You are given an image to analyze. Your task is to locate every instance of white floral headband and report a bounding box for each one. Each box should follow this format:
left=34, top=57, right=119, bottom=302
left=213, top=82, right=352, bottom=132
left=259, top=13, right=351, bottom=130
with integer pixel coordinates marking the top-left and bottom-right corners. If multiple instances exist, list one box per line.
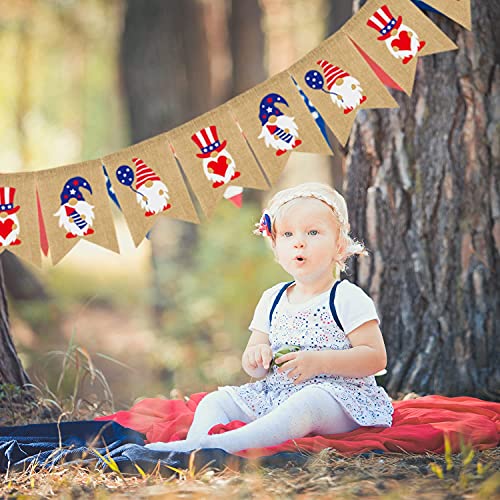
left=255, top=191, right=349, bottom=238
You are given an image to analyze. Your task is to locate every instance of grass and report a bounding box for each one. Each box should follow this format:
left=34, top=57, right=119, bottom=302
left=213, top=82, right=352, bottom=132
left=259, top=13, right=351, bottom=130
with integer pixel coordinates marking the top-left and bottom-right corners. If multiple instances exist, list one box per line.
left=0, top=343, right=498, bottom=498
left=0, top=437, right=498, bottom=498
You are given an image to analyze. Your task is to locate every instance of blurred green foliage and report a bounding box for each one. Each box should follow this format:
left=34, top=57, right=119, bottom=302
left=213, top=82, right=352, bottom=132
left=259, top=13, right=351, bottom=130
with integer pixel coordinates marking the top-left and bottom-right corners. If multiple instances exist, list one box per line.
left=14, top=200, right=291, bottom=403
left=1, top=0, right=320, bottom=404
left=0, top=0, right=126, bottom=172
left=46, top=264, right=147, bottom=311
left=149, top=200, right=290, bottom=395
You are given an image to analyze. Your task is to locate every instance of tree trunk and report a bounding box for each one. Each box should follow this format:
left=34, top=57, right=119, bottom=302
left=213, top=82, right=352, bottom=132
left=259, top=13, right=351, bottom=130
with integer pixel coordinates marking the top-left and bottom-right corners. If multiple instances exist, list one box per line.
left=347, top=0, right=499, bottom=399
left=327, top=0, right=352, bottom=34
left=0, top=252, right=49, bottom=302
left=230, top=0, right=266, bottom=98
left=327, top=0, right=355, bottom=192
left=120, top=0, right=211, bottom=319
left=230, top=0, right=266, bottom=204
left=0, top=253, right=64, bottom=342
left=0, top=261, right=31, bottom=387
left=121, top=0, right=212, bottom=141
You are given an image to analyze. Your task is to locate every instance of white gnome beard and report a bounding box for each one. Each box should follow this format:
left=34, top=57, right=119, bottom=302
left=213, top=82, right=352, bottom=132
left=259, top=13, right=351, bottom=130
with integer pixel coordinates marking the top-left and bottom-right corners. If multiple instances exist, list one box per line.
left=329, top=76, right=365, bottom=110
left=258, top=115, right=299, bottom=151
left=55, top=200, right=95, bottom=236
left=202, top=149, right=236, bottom=183
left=136, top=180, right=170, bottom=214
left=385, top=25, right=420, bottom=59
left=0, top=213, right=20, bottom=245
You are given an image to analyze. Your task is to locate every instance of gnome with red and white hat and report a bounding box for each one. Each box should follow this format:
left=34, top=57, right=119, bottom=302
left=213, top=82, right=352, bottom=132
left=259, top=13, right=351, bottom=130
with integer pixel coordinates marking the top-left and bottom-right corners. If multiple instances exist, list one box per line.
left=304, top=60, right=367, bottom=115
left=0, top=186, right=21, bottom=247
left=131, top=158, right=171, bottom=216
left=191, top=125, right=240, bottom=189
left=366, top=4, right=426, bottom=65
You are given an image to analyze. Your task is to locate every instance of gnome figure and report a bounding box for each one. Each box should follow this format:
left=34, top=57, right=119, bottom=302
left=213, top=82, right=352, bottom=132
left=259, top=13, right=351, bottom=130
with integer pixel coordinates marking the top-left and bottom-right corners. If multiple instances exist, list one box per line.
left=54, top=176, right=95, bottom=239
left=257, top=93, right=302, bottom=156
left=0, top=186, right=21, bottom=247
left=131, top=158, right=171, bottom=216
left=192, top=126, right=240, bottom=189
left=305, top=61, right=367, bottom=115
left=367, top=4, right=426, bottom=65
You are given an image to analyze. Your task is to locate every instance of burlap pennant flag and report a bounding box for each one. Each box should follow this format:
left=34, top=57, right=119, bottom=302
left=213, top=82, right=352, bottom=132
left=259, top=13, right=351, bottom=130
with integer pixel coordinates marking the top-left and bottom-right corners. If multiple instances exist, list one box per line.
left=36, top=160, right=119, bottom=265
left=418, top=0, right=471, bottom=30
left=102, top=134, right=199, bottom=247
left=344, top=0, right=457, bottom=95
left=227, top=71, right=332, bottom=184
left=0, top=172, right=41, bottom=267
left=289, top=31, right=398, bottom=146
left=168, top=105, right=268, bottom=218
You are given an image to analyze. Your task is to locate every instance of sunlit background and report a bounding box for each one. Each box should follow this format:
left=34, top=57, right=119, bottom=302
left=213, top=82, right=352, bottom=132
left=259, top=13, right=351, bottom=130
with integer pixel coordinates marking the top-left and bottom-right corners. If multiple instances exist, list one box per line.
left=0, top=0, right=352, bottom=408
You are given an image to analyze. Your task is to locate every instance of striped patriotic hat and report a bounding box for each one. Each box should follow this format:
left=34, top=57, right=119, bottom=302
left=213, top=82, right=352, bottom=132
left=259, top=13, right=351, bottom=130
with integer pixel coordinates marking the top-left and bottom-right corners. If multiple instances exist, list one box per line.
left=0, top=186, right=20, bottom=214
left=366, top=4, right=402, bottom=41
left=316, top=60, right=350, bottom=89
left=191, top=125, right=227, bottom=159
left=132, top=158, right=161, bottom=189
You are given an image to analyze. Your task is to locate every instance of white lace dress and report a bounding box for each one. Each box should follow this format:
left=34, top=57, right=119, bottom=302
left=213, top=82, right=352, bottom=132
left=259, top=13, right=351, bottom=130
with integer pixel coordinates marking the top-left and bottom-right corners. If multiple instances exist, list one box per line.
left=219, top=280, right=393, bottom=427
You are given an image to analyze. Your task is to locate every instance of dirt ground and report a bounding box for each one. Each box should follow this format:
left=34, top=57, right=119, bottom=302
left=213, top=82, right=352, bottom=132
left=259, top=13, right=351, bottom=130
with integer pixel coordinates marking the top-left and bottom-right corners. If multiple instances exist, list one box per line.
left=0, top=447, right=498, bottom=498
left=0, top=389, right=498, bottom=499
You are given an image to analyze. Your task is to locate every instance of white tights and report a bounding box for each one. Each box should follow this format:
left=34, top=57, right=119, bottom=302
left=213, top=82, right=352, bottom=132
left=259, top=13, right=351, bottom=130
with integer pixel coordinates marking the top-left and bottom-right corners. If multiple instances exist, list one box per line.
left=145, top=386, right=359, bottom=454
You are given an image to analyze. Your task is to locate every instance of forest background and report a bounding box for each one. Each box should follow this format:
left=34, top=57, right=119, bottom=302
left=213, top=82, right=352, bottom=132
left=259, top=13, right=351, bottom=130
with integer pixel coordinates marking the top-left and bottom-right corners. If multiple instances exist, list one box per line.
left=0, top=0, right=497, bottom=413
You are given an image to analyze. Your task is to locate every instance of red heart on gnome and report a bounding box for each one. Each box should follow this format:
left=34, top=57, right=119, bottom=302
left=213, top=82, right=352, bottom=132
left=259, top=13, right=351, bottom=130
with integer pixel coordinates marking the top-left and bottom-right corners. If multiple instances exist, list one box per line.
left=0, top=218, right=15, bottom=239
left=207, top=156, right=229, bottom=177
left=391, top=30, right=412, bottom=53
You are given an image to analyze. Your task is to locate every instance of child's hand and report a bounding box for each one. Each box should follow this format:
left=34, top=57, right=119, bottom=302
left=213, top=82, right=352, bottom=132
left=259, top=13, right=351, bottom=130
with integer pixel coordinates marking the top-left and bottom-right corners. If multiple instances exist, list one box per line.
left=270, top=345, right=301, bottom=367
left=243, top=344, right=273, bottom=370
left=276, top=351, right=318, bottom=384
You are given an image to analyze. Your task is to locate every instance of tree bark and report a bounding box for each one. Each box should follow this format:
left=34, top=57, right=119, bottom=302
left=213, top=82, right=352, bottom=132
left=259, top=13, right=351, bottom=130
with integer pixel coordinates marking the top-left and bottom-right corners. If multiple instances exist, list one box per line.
left=120, top=0, right=212, bottom=318
left=326, top=0, right=355, bottom=192
left=0, top=252, right=49, bottom=302
left=0, top=261, right=31, bottom=387
left=230, top=0, right=266, bottom=98
left=230, top=0, right=267, bottom=204
left=347, top=0, right=499, bottom=399
left=0, top=253, right=64, bottom=342
left=120, top=0, right=212, bottom=140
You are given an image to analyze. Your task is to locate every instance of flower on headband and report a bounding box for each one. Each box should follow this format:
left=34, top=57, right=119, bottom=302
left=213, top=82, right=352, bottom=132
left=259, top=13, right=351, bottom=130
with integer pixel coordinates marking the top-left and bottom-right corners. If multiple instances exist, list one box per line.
left=258, top=211, right=272, bottom=238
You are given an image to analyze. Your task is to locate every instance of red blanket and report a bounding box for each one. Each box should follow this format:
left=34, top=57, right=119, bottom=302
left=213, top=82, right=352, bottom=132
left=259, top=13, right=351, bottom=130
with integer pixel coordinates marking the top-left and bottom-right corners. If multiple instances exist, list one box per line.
left=96, top=394, right=499, bottom=458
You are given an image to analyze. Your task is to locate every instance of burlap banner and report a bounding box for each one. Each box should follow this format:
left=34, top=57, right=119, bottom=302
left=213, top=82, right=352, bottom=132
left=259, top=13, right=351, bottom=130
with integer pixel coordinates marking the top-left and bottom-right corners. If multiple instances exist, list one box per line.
left=2, top=0, right=471, bottom=267
left=344, top=0, right=457, bottom=95
left=289, top=31, right=398, bottom=146
left=228, top=71, right=332, bottom=184
left=420, top=0, right=471, bottom=30
left=0, top=172, right=41, bottom=267
left=167, top=105, right=268, bottom=218
left=102, top=134, right=199, bottom=247
left=36, top=160, right=119, bottom=265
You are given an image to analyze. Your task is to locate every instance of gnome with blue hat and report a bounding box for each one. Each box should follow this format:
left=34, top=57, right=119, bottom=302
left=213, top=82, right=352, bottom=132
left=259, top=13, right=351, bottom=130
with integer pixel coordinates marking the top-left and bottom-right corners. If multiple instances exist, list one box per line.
left=54, top=176, right=95, bottom=239
left=257, top=93, right=302, bottom=157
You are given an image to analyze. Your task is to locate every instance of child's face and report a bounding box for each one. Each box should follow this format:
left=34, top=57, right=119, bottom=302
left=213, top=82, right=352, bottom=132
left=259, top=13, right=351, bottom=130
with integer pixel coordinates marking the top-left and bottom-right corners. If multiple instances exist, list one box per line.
left=273, top=198, right=340, bottom=284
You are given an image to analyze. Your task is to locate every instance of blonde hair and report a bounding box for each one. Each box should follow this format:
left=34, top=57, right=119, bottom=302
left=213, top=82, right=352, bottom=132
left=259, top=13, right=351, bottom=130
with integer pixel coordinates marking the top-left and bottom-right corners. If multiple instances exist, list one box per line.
left=255, top=182, right=367, bottom=274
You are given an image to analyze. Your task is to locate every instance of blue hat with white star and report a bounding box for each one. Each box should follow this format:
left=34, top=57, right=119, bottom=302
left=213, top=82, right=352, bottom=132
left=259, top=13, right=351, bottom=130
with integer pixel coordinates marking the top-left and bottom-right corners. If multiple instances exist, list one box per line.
left=259, top=93, right=289, bottom=125
left=59, top=176, right=93, bottom=205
